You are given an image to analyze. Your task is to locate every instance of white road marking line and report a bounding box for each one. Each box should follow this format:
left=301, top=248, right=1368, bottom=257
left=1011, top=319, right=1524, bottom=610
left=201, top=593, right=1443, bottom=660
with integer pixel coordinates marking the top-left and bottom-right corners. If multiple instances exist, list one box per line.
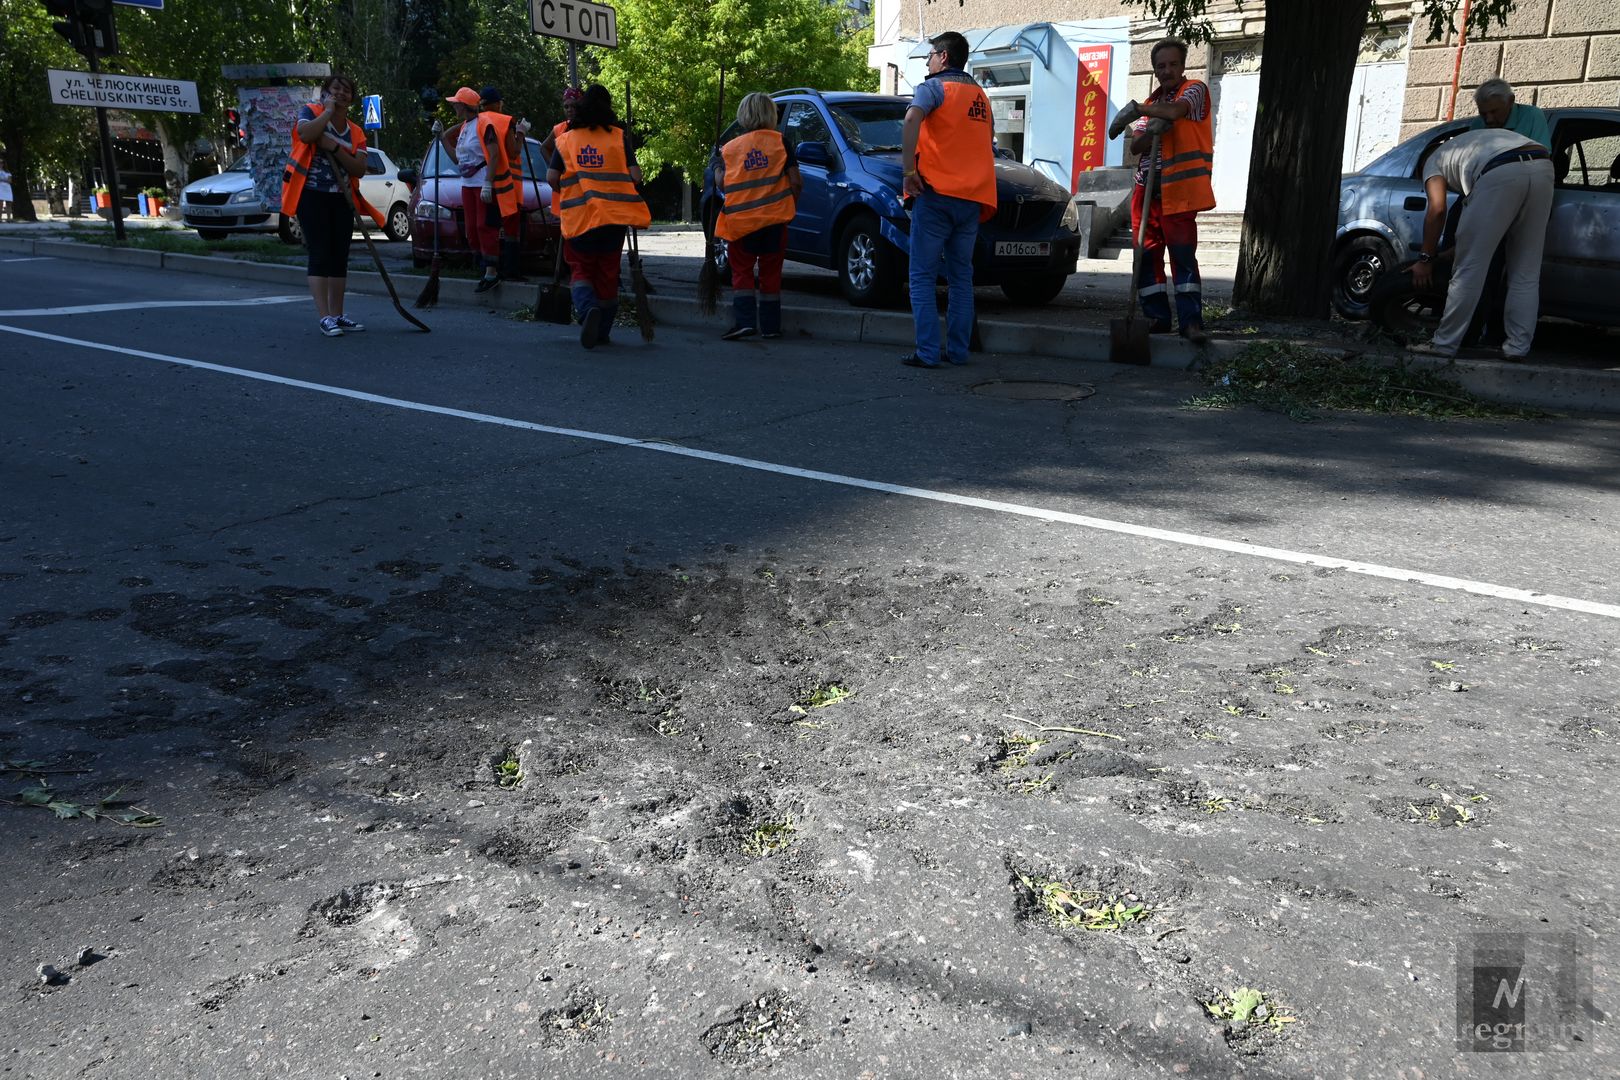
left=1, top=257, right=55, bottom=264
left=4, top=320, right=1617, bottom=622
left=0, top=296, right=305, bottom=317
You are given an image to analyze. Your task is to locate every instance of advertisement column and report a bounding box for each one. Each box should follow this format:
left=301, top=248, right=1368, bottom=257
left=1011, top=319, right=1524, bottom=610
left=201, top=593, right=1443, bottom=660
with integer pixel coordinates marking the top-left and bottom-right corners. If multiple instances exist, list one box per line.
left=1071, top=45, right=1112, bottom=192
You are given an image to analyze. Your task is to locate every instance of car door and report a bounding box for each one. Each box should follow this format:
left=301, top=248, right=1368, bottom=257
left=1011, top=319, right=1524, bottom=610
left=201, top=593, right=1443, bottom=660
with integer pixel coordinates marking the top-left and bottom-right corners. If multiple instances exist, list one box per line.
left=779, top=102, right=836, bottom=258
left=361, top=150, right=395, bottom=210
left=1543, top=115, right=1620, bottom=323
left=1395, top=121, right=1469, bottom=258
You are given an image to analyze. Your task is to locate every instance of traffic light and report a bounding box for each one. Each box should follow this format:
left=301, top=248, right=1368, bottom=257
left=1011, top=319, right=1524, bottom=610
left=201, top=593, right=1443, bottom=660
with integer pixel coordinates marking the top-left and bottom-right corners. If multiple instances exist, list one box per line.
left=44, top=0, right=85, bottom=54
left=77, top=0, right=118, bottom=57
left=225, top=108, right=244, bottom=147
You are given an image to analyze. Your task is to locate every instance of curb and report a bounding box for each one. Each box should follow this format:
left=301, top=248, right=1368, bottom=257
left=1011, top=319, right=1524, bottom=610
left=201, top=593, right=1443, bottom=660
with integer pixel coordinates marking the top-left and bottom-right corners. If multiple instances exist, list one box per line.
left=9, top=236, right=1619, bottom=416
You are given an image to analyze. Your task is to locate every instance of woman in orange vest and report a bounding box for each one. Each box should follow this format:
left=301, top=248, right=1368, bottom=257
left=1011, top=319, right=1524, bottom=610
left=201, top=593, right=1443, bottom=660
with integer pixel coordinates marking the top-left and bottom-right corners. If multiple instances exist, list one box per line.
left=440, top=86, right=522, bottom=293
left=281, top=73, right=386, bottom=337
left=545, top=83, right=651, bottom=349
left=711, top=92, right=802, bottom=341
left=478, top=86, right=533, bottom=284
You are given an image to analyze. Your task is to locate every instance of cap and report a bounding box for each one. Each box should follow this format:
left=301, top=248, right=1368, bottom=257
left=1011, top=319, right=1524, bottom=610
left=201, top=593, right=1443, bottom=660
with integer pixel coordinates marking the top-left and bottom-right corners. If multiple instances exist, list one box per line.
left=562, top=86, right=584, bottom=104
left=445, top=87, right=480, bottom=109
left=479, top=86, right=502, bottom=104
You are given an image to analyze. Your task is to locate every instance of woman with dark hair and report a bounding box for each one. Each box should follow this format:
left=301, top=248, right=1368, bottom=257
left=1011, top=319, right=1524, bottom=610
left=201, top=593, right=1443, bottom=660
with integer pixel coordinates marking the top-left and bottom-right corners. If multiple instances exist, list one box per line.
left=281, top=74, right=386, bottom=337
left=545, top=84, right=651, bottom=349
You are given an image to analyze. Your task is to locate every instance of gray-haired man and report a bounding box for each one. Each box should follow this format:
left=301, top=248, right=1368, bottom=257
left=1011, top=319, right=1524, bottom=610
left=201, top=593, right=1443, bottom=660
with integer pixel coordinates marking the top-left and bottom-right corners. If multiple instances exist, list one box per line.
left=1468, top=79, right=1551, bottom=146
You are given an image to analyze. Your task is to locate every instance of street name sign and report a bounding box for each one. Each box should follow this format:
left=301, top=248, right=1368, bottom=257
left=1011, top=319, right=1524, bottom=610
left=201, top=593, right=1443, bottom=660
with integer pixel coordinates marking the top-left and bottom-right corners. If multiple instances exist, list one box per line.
left=48, top=69, right=200, bottom=113
left=529, top=0, right=617, bottom=48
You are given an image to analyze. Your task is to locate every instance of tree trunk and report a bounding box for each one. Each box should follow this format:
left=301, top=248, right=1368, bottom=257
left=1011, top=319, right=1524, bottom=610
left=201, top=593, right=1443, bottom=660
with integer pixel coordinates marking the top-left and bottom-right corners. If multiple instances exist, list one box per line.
left=1232, top=1, right=1370, bottom=317
left=3, top=140, right=39, bottom=223
left=151, top=115, right=192, bottom=197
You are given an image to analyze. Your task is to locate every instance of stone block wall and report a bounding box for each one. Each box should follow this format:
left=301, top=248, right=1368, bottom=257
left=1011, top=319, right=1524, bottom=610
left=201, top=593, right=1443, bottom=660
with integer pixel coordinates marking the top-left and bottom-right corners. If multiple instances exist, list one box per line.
left=1402, top=0, right=1620, bottom=141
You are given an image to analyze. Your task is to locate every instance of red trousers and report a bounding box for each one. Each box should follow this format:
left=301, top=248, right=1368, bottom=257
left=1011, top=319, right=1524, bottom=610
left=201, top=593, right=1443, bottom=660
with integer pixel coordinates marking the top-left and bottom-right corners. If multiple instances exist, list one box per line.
left=728, top=226, right=786, bottom=293
left=565, top=240, right=622, bottom=301
left=461, top=186, right=520, bottom=260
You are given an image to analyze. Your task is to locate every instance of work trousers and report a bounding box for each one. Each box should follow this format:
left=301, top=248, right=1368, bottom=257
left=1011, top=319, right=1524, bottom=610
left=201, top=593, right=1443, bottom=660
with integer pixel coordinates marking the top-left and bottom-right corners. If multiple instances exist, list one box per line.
left=1433, top=159, right=1554, bottom=358
left=462, top=186, right=520, bottom=263
left=1130, top=184, right=1202, bottom=329
left=908, top=190, right=979, bottom=365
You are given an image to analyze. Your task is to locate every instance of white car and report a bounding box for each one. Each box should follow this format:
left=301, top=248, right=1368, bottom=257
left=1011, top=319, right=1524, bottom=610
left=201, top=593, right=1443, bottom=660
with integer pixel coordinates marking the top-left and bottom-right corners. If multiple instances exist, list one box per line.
left=179, top=149, right=413, bottom=244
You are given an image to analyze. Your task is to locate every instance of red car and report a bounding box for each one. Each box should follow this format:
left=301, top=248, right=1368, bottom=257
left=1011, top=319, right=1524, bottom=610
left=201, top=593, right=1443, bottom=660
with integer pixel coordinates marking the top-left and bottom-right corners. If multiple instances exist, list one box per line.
left=408, top=137, right=560, bottom=271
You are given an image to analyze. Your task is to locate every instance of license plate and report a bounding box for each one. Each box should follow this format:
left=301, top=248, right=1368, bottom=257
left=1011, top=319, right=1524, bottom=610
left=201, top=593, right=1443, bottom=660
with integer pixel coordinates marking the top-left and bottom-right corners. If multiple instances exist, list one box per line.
left=995, top=241, right=1050, bottom=257
left=187, top=205, right=228, bottom=217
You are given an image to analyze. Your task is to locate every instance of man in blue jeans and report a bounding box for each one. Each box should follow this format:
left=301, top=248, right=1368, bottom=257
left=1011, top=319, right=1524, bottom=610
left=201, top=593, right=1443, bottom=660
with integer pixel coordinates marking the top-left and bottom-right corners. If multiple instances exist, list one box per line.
left=899, top=31, right=998, bottom=368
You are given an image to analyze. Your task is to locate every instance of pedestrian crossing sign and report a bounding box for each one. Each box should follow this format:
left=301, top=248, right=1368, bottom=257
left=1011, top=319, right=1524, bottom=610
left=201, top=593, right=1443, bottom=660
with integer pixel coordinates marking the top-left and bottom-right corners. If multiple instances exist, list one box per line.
left=362, top=95, right=383, bottom=129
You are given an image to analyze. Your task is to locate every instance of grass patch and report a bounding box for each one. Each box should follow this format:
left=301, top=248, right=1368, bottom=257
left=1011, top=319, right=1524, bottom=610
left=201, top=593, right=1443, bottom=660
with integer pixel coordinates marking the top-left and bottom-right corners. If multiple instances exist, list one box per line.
left=1017, top=872, right=1150, bottom=931
left=1186, top=341, right=1547, bottom=421
left=1204, top=986, right=1297, bottom=1032
left=62, top=223, right=299, bottom=261
left=494, top=748, right=523, bottom=789
left=788, top=683, right=851, bottom=715
left=741, top=817, right=796, bottom=857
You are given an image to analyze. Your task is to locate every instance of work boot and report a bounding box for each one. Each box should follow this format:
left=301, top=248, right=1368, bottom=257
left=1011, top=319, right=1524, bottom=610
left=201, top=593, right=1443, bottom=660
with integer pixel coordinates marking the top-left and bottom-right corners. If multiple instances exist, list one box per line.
left=722, top=294, right=757, bottom=341
left=759, top=299, right=782, bottom=339
left=597, top=301, right=618, bottom=344
left=573, top=283, right=601, bottom=350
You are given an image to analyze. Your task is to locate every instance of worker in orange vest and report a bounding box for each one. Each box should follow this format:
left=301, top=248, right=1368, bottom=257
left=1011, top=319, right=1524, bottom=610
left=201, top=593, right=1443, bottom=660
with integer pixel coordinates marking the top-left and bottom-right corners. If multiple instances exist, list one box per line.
left=440, top=86, right=521, bottom=293
left=539, top=86, right=582, bottom=221
left=281, top=73, right=387, bottom=337
left=899, top=31, right=997, bottom=368
left=711, top=92, right=803, bottom=340
left=479, top=86, right=534, bottom=283
left=546, top=84, right=651, bottom=349
left=1108, top=38, right=1215, bottom=344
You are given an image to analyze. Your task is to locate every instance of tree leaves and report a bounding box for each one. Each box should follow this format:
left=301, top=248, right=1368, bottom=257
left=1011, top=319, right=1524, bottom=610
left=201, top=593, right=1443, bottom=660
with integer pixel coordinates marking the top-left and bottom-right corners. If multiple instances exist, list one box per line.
left=7, top=782, right=163, bottom=828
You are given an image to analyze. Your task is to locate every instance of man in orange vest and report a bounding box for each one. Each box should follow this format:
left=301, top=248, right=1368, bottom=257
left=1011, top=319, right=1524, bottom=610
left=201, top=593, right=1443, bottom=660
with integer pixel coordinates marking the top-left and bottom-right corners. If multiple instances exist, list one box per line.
left=899, top=31, right=997, bottom=368
left=1108, top=38, right=1215, bottom=344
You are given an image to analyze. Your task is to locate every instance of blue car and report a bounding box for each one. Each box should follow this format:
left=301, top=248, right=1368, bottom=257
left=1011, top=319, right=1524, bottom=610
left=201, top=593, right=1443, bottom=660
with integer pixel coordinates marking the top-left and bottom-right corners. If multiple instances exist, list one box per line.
left=704, top=88, right=1083, bottom=307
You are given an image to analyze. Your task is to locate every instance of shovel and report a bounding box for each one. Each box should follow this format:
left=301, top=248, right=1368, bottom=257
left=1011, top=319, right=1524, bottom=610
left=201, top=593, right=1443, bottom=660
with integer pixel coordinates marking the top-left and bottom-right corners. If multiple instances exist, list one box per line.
left=1109, top=132, right=1160, bottom=365
left=536, top=237, right=573, bottom=324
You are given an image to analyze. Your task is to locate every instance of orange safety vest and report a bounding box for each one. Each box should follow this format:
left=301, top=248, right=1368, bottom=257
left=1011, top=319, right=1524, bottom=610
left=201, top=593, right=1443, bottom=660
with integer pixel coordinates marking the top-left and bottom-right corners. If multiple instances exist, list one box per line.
left=554, top=126, right=651, bottom=237
left=715, top=129, right=796, bottom=241
left=916, top=73, right=997, bottom=222
left=1152, top=79, right=1215, bottom=216
left=279, top=103, right=386, bottom=228
left=478, top=112, right=521, bottom=219
left=548, top=120, right=568, bottom=217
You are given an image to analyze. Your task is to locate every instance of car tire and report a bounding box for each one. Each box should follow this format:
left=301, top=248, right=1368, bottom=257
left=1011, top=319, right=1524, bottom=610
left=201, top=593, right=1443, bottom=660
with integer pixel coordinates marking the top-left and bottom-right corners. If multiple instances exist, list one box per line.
left=1331, top=235, right=1394, bottom=320
left=277, top=215, right=303, bottom=246
left=197, top=228, right=230, bottom=242
left=837, top=215, right=902, bottom=307
left=998, top=273, right=1069, bottom=306
left=385, top=202, right=411, bottom=243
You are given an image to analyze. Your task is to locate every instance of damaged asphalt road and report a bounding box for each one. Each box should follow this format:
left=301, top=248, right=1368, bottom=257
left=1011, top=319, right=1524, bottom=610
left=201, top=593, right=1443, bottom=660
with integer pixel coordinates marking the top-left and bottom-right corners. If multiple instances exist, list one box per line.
left=1, top=260, right=1617, bottom=1078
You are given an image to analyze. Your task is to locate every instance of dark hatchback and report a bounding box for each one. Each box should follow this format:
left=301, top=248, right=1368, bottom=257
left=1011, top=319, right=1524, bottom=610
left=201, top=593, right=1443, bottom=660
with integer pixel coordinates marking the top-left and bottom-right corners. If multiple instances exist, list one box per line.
left=408, top=137, right=561, bottom=270
left=705, top=89, right=1083, bottom=307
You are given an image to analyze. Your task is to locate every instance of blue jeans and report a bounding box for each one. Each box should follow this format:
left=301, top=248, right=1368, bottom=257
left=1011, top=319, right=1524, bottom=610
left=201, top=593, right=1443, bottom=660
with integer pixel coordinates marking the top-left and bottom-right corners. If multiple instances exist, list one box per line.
left=908, top=190, right=979, bottom=364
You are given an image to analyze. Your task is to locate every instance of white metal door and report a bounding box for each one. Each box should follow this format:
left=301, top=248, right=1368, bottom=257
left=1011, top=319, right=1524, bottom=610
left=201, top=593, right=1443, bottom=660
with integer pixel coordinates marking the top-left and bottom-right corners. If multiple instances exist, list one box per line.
left=1210, top=69, right=1259, bottom=211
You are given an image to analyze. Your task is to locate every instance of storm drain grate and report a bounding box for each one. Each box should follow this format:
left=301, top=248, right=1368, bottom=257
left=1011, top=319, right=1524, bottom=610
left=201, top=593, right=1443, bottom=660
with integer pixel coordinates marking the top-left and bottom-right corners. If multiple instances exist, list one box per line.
left=970, top=380, right=1096, bottom=402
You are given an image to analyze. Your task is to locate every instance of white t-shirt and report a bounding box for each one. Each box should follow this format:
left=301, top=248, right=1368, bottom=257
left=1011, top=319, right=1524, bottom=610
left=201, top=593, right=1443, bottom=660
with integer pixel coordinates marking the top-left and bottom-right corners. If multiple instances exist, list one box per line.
left=1422, top=127, right=1545, bottom=197
left=457, top=121, right=487, bottom=184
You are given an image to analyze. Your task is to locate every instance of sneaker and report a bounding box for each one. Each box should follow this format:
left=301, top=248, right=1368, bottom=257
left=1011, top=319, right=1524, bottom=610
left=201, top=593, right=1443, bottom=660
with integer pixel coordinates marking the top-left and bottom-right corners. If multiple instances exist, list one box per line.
left=721, top=325, right=758, bottom=341
left=899, top=353, right=940, bottom=368
left=334, top=315, right=365, bottom=333
left=474, top=274, right=501, bottom=294
left=319, top=316, right=343, bottom=337
left=580, top=307, right=602, bottom=350
left=1408, top=341, right=1456, bottom=359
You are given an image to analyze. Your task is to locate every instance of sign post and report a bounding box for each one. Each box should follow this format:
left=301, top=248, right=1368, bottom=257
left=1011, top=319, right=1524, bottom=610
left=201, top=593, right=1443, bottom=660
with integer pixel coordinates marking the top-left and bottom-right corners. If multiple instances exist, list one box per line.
left=528, top=0, right=618, bottom=88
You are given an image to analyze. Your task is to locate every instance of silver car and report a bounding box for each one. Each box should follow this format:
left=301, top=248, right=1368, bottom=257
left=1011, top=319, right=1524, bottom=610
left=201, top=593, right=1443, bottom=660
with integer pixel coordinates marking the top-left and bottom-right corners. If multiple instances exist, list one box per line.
left=1332, top=107, right=1620, bottom=324
left=179, top=149, right=414, bottom=245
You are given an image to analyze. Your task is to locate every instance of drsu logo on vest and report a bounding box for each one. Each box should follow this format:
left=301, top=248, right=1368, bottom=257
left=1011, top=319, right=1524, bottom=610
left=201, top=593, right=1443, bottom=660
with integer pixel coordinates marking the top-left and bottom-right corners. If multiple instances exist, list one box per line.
left=577, top=144, right=605, bottom=168
left=967, top=98, right=988, bottom=122
left=743, top=148, right=770, bottom=170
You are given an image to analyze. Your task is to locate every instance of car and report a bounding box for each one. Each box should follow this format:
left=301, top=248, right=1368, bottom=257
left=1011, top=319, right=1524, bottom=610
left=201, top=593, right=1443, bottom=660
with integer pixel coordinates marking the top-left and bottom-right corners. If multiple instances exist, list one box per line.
left=702, top=89, right=1083, bottom=307
left=179, top=148, right=415, bottom=245
left=1333, top=107, right=1620, bottom=324
left=407, top=137, right=560, bottom=272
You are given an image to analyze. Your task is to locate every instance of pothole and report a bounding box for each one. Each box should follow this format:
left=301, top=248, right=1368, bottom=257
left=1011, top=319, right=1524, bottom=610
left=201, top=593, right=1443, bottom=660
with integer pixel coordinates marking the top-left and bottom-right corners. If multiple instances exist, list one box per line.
left=970, top=380, right=1095, bottom=401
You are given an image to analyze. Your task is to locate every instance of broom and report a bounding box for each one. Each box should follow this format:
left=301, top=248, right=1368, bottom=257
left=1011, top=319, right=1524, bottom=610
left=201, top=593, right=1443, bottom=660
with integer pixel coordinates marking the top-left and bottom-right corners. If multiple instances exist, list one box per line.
left=625, top=81, right=655, bottom=341
left=698, top=68, right=726, bottom=315
left=414, top=121, right=444, bottom=309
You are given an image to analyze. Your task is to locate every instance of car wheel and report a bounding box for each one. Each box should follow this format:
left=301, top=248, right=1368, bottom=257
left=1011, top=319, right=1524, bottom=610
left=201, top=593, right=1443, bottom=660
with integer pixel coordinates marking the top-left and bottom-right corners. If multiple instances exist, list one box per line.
left=385, top=202, right=411, bottom=243
left=197, top=228, right=230, bottom=242
left=837, top=215, right=902, bottom=307
left=1331, top=235, right=1394, bottom=320
left=998, top=272, right=1069, bottom=306
left=1368, top=265, right=1447, bottom=344
left=277, top=215, right=303, bottom=246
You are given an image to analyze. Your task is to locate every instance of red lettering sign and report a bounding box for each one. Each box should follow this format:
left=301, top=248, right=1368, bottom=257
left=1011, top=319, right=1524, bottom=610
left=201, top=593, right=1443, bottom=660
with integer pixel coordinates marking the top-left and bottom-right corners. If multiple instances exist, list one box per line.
left=1072, top=45, right=1113, bottom=191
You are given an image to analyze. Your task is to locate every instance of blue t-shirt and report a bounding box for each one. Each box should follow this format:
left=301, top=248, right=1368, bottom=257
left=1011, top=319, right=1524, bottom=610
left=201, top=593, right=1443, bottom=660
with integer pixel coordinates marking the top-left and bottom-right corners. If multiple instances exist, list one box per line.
left=909, top=67, right=968, bottom=116
left=296, top=105, right=355, bottom=193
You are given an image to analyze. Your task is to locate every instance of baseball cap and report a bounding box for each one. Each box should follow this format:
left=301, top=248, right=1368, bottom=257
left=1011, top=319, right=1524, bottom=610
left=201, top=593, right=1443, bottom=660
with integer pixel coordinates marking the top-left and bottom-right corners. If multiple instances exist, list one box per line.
left=479, top=86, right=502, bottom=104
left=445, top=87, right=480, bottom=108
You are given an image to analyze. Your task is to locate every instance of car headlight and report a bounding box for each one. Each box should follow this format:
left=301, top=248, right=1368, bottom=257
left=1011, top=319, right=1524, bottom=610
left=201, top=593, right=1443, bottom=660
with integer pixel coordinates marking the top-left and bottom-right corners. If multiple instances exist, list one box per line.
left=1060, top=200, right=1081, bottom=232
left=230, top=188, right=259, bottom=204
left=415, top=200, right=453, bottom=221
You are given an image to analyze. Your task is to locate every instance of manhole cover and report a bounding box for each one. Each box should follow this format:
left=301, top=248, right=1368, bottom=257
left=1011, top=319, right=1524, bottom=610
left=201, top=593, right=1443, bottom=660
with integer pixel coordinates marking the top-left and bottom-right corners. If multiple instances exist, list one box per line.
left=970, top=380, right=1096, bottom=402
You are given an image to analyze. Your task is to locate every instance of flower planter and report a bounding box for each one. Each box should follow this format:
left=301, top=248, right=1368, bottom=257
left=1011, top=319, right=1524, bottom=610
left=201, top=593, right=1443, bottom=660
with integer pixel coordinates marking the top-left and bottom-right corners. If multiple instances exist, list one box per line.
left=148, top=198, right=164, bottom=217
left=95, top=191, right=111, bottom=209
left=137, top=193, right=150, bottom=215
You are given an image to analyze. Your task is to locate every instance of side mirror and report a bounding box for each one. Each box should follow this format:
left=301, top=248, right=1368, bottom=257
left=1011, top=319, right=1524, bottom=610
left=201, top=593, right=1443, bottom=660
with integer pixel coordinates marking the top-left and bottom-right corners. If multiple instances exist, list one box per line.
left=396, top=167, right=419, bottom=188
left=796, top=140, right=833, bottom=168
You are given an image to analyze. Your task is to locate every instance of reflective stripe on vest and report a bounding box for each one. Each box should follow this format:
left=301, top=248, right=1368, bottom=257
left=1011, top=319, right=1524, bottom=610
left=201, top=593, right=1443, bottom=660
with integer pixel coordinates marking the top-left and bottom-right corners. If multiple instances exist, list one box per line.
left=916, top=74, right=998, bottom=221
left=554, top=126, right=651, bottom=236
left=479, top=112, right=522, bottom=219
left=715, top=129, right=795, bottom=241
left=278, top=103, right=387, bottom=228
left=1154, top=80, right=1216, bottom=216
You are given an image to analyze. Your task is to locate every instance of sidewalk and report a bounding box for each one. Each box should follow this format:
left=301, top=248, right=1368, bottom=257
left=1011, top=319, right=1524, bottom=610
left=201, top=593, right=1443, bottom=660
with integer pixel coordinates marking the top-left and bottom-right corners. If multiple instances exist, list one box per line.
left=5, top=219, right=1619, bottom=415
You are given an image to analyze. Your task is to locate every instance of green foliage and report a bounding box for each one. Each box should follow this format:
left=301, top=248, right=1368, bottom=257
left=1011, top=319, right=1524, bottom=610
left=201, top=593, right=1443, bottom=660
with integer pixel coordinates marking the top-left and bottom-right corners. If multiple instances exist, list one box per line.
left=595, top=0, right=877, bottom=178
left=1187, top=342, right=1548, bottom=421
left=433, top=0, right=570, bottom=146
left=1122, top=0, right=1518, bottom=45
left=9, top=783, right=162, bottom=827
left=741, top=816, right=796, bottom=857
left=1017, top=872, right=1151, bottom=932
left=0, top=0, right=95, bottom=205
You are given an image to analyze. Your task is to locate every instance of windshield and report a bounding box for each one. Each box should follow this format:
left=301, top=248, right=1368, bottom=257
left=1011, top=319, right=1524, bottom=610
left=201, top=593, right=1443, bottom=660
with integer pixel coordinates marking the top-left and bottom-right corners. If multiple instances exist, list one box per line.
left=226, top=157, right=250, bottom=173
left=420, top=137, right=547, bottom=177
left=828, top=101, right=907, bottom=153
